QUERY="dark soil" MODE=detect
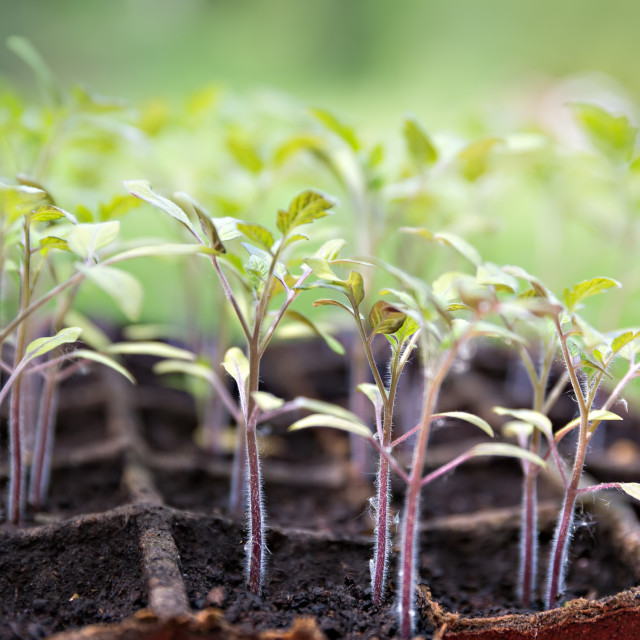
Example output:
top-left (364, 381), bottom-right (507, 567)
top-left (172, 506), bottom-right (637, 640)
top-left (0, 511), bottom-right (145, 640)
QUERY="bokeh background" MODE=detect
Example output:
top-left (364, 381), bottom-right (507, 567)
top-left (3, 0), bottom-right (640, 130)
top-left (1, 0), bottom-right (640, 329)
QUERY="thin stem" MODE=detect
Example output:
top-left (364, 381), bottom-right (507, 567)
top-left (210, 256), bottom-right (251, 341)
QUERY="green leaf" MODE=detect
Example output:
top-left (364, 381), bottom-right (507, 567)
top-left (124, 180), bottom-right (203, 243)
top-left (226, 134), bottom-right (264, 173)
top-left (38, 236), bottom-right (71, 253)
top-left (619, 483), bottom-right (640, 501)
top-left (400, 228), bottom-right (482, 266)
top-left (432, 411), bottom-right (494, 437)
top-left (561, 409), bottom-right (623, 433)
top-left (237, 222), bottom-right (274, 251)
top-left (222, 347), bottom-right (250, 388)
top-left (73, 349), bottom-right (135, 384)
top-left (79, 264), bottom-right (143, 321)
top-left (314, 238), bottom-right (347, 261)
top-left (291, 397), bottom-right (362, 423)
top-left (493, 407), bottom-right (552, 438)
top-left (0, 183), bottom-right (47, 221)
top-left (108, 243), bottom-right (213, 263)
top-left (251, 391), bottom-right (284, 411)
top-left (452, 318), bottom-right (527, 345)
top-left (285, 310), bottom-right (345, 355)
top-left (172, 192), bottom-right (227, 253)
top-left (25, 327), bottom-right (83, 360)
top-left (154, 359), bottom-right (214, 381)
top-left (612, 331), bottom-right (640, 354)
top-left (312, 298), bottom-right (354, 315)
top-left (476, 263), bottom-right (518, 293)
top-left (403, 117), bottom-right (438, 168)
top-left (304, 257), bottom-right (341, 282)
top-left (346, 270), bottom-right (365, 307)
top-left (468, 443), bottom-right (546, 468)
top-left (457, 138), bottom-right (501, 181)
top-left (106, 341), bottom-right (195, 360)
top-left (563, 277), bottom-right (621, 312)
top-left (572, 103), bottom-right (638, 165)
top-left (357, 383), bottom-right (383, 410)
top-left (67, 221), bottom-right (120, 259)
top-left (30, 205), bottom-right (77, 224)
top-left (310, 108), bottom-right (360, 151)
top-left (7, 36), bottom-right (61, 106)
top-left (289, 414), bottom-right (371, 439)
top-left (97, 194), bottom-right (142, 220)
top-left (369, 301), bottom-right (407, 336)
top-left (276, 190), bottom-right (334, 236)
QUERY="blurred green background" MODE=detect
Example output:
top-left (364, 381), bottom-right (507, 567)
top-left (2, 0), bottom-right (640, 131)
top-left (1, 0), bottom-right (640, 331)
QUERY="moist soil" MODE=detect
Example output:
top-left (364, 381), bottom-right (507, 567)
top-left (2, 341), bottom-right (640, 639)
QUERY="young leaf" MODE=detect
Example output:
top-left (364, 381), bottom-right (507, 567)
top-left (108, 243), bottom-right (213, 263)
top-left (312, 298), bottom-right (354, 315)
top-left (612, 331), bottom-right (640, 354)
top-left (79, 264), bottom-right (142, 321)
top-left (476, 263), bottom-right (518, 293)
top-left (358, 383), bottom-right (383, 411)
top-left (403, 117), bottom-right (438, 168)
top-left (38, 237), bottom-right (70, 253)
top-left (226, 135), bottom-right (264, 174)
top-left (563, 277), bottom-right (621, 313)
top-left (291, 397), bottom-right (362, 423)
top-left (252, 391), bottom-right (285, 411)
top-left (572, 103), bottom-right (638, 165)
top-left (618, 483), bottom-right (640, 501)
top-left (561, 409), bottom-right (623, 433)
top-left (289, 414), bottom-right (371, 439)
top-left (67, 221), bottom-right (120, 259)
top-left (276, 190), bottom-right (334, 236)
top-left (106, 341), bottom-right (195, 360)
top-left (154, 359), bottom-right (214, 381)
top-left (30, 205), bottom-right (77, 224)
top-left (304, 257), bottom-right (341, 282)
top-left (468, 443), bottom-right (546, 468)
top-left (172, 192), bottom-right (228, 252)
top-left (314, 238), bottom-right (347, 261)
top-left (346, 270), bottom-right (365, 307)
top-left (432, 411), bottom-right (494, 437)
top-left (457, 138), bottom-right (501, 181)
top-left (124, 180), bottom-right (203, 243)
top-left (310, 108), bottom-right (360, 151)
top-left (0, 183), bottom-right (47, 220)
top-left (222, 347), bottom-right (250, 389)
top-left (369, 301), bottom-right (407, 336)
top-left (73, 349), bottom-right (135, 384)
top-left (25, 327), bottom-right (83, 360)
top-left (237, 223), bottom-right (274, 251)
top-left (493, 407), bottom-right (553, 438)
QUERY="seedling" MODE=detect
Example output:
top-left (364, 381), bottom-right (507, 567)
top-left (292, 247), bottom-right (545, 638)
top-left (125, 180), bottom-right (334, 594)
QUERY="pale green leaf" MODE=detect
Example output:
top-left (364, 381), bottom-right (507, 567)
top-left (561, 409), bottom-right (623, 432)
top-left (0, 183), bottom-right (47, 221)
top-left (291, 397), bottom-right (362, 423)
top-left (564, 277), bottom-right (621, 312)
top-left (457, 138), bottom-right (501, 181)
top-left (124, 180), bottom-right (203, 243)
top-left (432, 411), bottom-right (494, 437)
top-left (276, 190), bottom-right (334, 236)
top-left (154, 359), bottom-right (213, 381)
top-left (38, 236), bottom-right (70, 253)
top-left (403, 117), bottom-right (438, 168)
top-left (572, 103), bottom-right (638, 165)
top-left (469, 442), bottom-right (546, 468)
top-left (25, 327), bottom-right (83, 360)
top-left (493, 407), bottom-right (552, 438)
top-left (311, 108), bottom-right (360, 150)
top-left (476, 263), bottom-right (518, 293)
top-left (237, 222), bottom-right (274, 251)
top-left (346, 270), bottom-right (365, 307)
top-left (108, 243), bottom-right (213, 263)
top-left (304, 257), bottom-right (341, 282)
top-left (226, 134), bottom-right (264, 173)
top-left (222, 347), bottom-right (250, 388)
top-left (612, 331), bottom-right (640, 354)
top-left (289, 414), bottom-right (371, 438)
top-left (73, 349), bottom-right (135, 384)
top-left (619, 483), bottom-right (640, 501)
top-left (314, 238), bottom-right (346, 261)
top-left (67, 221), bottom-right (120, 259)
top-left (252, 391), bottom-right (285, 411)
top-left (30, 205), bottom-right (77, 224)
top-left (357, 383), bottom-right (383, 410)
top-left (79, 264), bottom-right (142, 321)
top-left (106, 341), bottom-right (195, 360)
top-left (172, 192), bottom-right (227, 252)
